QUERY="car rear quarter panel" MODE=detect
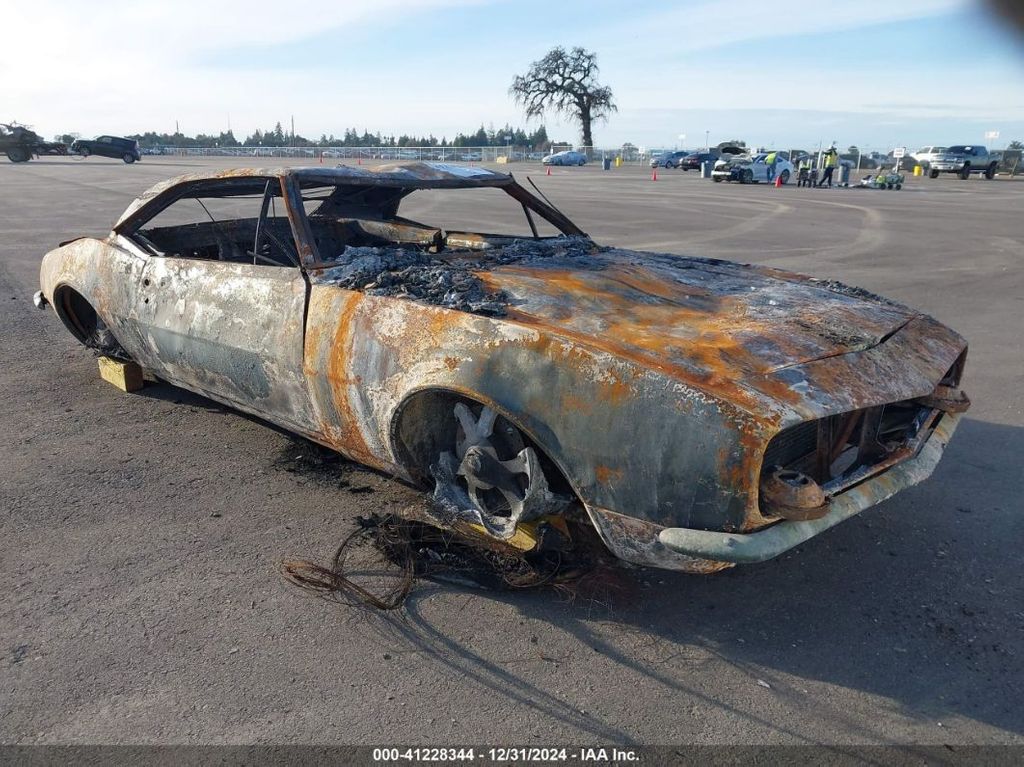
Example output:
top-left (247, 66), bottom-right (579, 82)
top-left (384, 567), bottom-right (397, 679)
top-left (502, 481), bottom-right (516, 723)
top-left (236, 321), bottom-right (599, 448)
top-left (40, 237), bottom-right (148, 357)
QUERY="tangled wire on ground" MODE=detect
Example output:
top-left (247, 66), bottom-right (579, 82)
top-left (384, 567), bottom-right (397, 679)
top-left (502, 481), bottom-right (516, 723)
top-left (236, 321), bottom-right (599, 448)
top-left (281, 509), bottom-right (608, 610)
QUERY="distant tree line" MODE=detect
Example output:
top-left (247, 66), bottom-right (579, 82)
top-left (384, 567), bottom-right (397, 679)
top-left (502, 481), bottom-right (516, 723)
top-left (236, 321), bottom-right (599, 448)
top-left (64, 122), bottom-right (558, 149)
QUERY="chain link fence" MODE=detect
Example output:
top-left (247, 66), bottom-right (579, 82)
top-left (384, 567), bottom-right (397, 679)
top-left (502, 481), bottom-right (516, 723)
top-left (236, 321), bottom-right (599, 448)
top-left (143, 144), bottom-right (653, 163)
top-left (142, 143), bottom-right (1020, 174)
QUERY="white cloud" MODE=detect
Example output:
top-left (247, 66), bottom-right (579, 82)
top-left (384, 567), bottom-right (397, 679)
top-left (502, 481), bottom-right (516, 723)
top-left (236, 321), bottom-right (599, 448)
top-left (0, 0), bottom-right (487, 137)
top-left (598, 0), bottom-right (970, 55)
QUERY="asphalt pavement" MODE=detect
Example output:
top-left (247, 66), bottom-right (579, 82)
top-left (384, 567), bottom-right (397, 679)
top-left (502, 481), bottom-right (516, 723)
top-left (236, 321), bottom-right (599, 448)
top-left (1, 156), bottom-right (1022, 746)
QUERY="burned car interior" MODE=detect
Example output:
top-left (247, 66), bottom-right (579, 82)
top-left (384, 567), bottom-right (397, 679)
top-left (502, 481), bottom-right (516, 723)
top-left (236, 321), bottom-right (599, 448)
top-left (121, 165), bottom-right (583, 272)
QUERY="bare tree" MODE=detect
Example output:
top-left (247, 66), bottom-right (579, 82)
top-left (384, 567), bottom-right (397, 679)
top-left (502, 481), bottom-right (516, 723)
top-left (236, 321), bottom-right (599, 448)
top-left (510, 47), bottom-right (616, 148)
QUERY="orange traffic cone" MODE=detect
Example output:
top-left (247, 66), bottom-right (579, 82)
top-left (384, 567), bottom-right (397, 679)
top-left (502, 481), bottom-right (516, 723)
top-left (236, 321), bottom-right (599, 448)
top-left (651, 168), bottom-right (658, 181)
top-left (774, 172), bottom-right (783, 188)
top-left (357, 157), bottom-right (362, 165)
top-left (546, 166), bottom-right (551, 176)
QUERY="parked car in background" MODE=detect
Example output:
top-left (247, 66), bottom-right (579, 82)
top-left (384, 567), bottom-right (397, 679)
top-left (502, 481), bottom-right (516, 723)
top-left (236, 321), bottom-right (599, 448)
top-left (542, 150), bottom-right (587, 166)
top-left (712, 152), bottom-right (794, 184)
top-left (912, 146), bottom-right (947, 166)
top-left (71, 135), bottom-right (141, 163)
top-left (650, 151), bottom-right (689, 169)
top-left (677, 150), bottom-right (720, 170)
top-left (928, 146), bottom-right (997, 179)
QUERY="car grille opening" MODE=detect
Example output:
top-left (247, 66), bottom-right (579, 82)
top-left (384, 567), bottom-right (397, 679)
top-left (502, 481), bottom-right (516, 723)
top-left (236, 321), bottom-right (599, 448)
top-left (760, 399), bottom-right (941, 508)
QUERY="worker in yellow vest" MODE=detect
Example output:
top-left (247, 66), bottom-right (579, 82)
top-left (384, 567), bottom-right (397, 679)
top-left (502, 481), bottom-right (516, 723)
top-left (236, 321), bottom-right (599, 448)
top-left (797, 156), bottom-right (812, 187)
top-left (764, 151), bottom-right (778, 183)
top-left (817, 146), bottom-right (839, 188)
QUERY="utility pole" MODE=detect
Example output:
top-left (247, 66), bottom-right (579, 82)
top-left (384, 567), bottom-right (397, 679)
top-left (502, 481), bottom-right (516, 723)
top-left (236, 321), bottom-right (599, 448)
top-left (291, 115), bottom-right (295, 146)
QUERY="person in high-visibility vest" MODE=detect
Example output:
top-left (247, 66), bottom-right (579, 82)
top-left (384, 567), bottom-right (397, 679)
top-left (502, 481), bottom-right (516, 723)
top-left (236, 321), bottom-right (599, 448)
top-left (764, 151), bottom-right (778, 183)
top-left (797, 156), bottom-right (812, 187)
top-left (817, 147), bottom-right (839, 188)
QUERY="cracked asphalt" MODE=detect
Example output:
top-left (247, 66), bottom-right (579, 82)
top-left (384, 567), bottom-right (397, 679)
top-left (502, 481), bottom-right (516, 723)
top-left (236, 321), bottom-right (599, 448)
top-left (1, 157), bottom-right (1022, 746)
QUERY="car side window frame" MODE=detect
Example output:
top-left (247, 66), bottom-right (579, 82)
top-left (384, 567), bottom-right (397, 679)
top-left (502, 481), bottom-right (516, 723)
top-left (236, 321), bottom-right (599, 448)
top-left (115, 177), bottom-right (305, 269)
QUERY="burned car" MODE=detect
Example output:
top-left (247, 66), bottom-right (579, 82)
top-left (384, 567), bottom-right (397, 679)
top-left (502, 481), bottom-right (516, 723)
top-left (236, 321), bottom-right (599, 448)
top-left (34, 162), bottom-right (969, 573)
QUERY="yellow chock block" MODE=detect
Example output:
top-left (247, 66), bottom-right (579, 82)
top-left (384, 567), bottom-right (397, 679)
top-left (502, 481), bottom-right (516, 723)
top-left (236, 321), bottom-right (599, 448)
top-left (97, 356), bottom-right (144, 393)
top-left (465, 515), bottom-right (571, 552)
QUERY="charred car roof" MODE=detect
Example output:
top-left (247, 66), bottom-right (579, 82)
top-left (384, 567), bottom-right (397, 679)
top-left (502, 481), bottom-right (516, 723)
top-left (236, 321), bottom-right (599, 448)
top-left (115, 162), bottom-right (516, 229)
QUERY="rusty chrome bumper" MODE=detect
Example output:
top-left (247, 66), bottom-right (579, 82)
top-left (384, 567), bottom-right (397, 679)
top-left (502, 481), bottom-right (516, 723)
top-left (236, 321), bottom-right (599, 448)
top-left (658, 412), bottom-right (962, 564)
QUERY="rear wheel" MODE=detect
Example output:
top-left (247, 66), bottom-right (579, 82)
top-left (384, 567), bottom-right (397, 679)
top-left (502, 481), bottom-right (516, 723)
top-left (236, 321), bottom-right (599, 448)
top-left (780, 169), bottom-right (790, 184)
top-left (55, 289), bottom-right (129, 358)
top-left (122, 153), bottom-right (135, 164)
top-left (984, 162), bottom-right (996, 180)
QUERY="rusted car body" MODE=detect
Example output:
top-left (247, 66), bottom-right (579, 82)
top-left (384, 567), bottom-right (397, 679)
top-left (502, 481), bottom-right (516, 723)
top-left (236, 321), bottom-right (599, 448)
top-left (35, 162), bottom-right (969, 572)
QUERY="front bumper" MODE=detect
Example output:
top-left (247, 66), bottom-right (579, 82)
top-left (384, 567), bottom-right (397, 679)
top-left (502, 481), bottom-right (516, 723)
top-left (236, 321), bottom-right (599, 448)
top-left (33, 290), bottom-right (48, 310)
top-left (930, 162), bottom-right (962, 171)
top-left (657, 412), bottom-right (961, 564)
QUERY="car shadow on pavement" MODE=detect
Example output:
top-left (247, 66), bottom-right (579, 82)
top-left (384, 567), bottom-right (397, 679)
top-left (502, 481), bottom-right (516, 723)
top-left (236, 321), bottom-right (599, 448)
top-left (349, 417), bottom-right (1022, 741)
top-left (135, 378), bottom-right (236, 414)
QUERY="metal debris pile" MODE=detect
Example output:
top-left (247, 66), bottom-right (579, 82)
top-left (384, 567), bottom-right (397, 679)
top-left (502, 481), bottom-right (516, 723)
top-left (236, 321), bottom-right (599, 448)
top-left (280, 509), bottom-right (608, 610)
top-left (318, 236), bottom-right (602, 317)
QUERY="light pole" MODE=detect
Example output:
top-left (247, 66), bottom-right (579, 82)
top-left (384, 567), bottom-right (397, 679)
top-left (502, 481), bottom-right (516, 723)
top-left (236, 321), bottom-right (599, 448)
top-left (705, 131), bottom-right (710, 151)
top-left (678, 133), bottom-right (686, 150)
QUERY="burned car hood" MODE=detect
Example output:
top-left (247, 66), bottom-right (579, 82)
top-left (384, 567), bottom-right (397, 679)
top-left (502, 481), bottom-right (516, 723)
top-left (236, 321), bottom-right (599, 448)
top-left (471, 242), bottom-right (961, 418)
top-left (480, 246), bottom-right (913, 375)
top-left (311, 237), bottom-right (962, 419)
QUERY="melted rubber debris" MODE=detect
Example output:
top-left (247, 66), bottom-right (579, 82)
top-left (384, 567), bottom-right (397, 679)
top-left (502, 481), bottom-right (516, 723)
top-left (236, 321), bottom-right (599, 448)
top-left (280, 509), bottom-right (613, 610)
top-left (314, 236), bottom-right (601, 317)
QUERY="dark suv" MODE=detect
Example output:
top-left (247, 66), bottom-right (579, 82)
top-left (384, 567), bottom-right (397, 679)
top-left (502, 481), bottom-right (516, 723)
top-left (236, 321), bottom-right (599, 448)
top-left (928, 145), bottom-right (996, 179)
top-left (71, 135), bottom-right (141, 164)
top-left (678, 150), bottom-right (720, 170)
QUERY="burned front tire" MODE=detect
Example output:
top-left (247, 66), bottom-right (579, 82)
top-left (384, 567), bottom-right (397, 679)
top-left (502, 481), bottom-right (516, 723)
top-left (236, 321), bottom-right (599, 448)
top-left (430, 402), bottom-right (569, 540)
top-left (393, 392), bottom-right (574, 542)
top-left (6, 147), bottom-right (31, 163)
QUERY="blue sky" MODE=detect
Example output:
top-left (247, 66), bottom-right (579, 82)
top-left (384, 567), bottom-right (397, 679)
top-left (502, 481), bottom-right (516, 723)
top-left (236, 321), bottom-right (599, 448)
top-left (4, 0), bottom-right (1024, 150)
